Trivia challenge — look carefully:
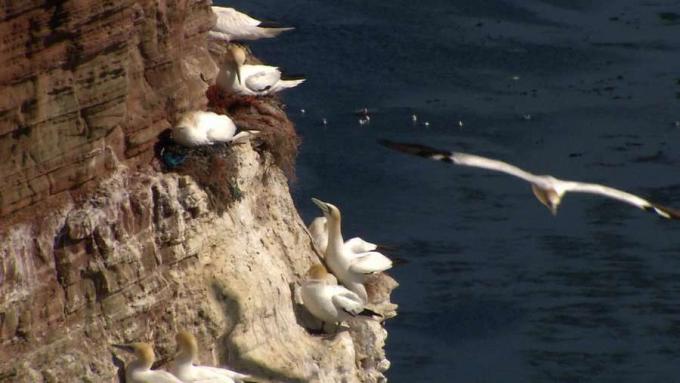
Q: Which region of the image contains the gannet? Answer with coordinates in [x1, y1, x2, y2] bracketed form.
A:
[113, 342, 184, 383]
[308, 216, 382, 254]
[311, 198, 393, 303]
[216, 44, 305, 96]
[210, 6, 294, 42]
[171, 331, 254, 383]
[379, 140, 680, 220]
[301, 264, 382, 331]
[172, 111, 257, 147]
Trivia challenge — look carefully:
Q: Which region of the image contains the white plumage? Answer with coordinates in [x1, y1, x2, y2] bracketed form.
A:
[211, 6, 294, 42]
[380, 140, 680, 220]
[172, 111, 256, 147]
[113, 343, 184, 383]
[308, 217, 380, 254]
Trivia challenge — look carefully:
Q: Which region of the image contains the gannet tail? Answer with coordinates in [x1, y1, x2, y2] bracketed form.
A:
[257, 22, 295, 38]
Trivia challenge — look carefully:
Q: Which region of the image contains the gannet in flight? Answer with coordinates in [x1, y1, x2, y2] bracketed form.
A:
[210, 7, 294, 42]
[216, 44, 305, 96]
[380, 140, 680, 220]
[172, 111, 257, 147]
[308, 217, 383, 254]
[171, 331, 255, 383]
[301, 264, 382, 332]
[311, 198, 393, 303]
[113, 342, 184, 383]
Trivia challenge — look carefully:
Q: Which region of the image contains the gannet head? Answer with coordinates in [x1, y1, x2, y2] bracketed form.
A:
[531, 184, 562, 215]
[311, 198, 341, 221]
[306, 264, 329, 280]
[113, 342, 155, 367]
[175, 331, 199, 361]
[227, 44, 247, 84]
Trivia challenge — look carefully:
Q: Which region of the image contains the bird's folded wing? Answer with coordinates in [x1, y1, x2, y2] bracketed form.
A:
[349, 251, 392, 274]
[345, 237, 378, 253]
[244, 68, 281, 92]
[332, 291, 364, 315]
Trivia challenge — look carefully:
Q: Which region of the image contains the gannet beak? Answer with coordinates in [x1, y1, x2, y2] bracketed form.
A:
[236, 66, 242, 85]
[549, 205, 558, 216]
[112, 344, 134, 353]
[311, 198, 329, 214]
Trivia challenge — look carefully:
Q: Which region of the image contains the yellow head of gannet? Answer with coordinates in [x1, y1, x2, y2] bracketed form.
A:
[311, 198, 341, 222]
[227, 44, 247, 85]
[531, 184, 562, 215]
[175, 330, 199, 363]
[306, 264, 329, 280]
[113, 342, 155, 369]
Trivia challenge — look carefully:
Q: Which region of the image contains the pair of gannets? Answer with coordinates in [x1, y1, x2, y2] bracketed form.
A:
[171, 111, 257, 147]
[301, 264, 381, 331]
[216, 44, 305, 97]
[210, 6, 294, 43]
[380, 140, 680, 220]
[114, 331, 254, 383]
[308, 217, 380, 255]
[310, 198, 393, 303]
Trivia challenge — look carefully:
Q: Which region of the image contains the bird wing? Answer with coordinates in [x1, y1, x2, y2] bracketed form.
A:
[212, 7, 260, 32]
[379, 140, 548, 186]
[344, 237, 377, 253]
[199, 366, 253, 382]
[200, 113, 237, 142]
[349, 251, 392, 274]
[242, 65, 282, 93]
[141, 370, 186, 383]
[561, 181, 680, 219]
[331, 288, 364, 315]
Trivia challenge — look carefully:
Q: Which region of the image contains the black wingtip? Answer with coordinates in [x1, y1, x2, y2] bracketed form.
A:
[257, 21, 294, 30]
[648, 203, 680, 220]
[378, 139, 451, 159]
[281, 73, 306, 81]
[358, 308, 383, 318]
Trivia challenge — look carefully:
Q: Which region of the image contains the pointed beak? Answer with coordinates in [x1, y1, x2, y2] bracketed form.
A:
[549, 205, 558, 216]
[235, 65, 242, 85]
[311, 198, 329, 214]
[112, 344, 134, 353]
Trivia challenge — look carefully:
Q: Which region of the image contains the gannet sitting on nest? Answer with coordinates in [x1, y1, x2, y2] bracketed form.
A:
[171, 331, 256, 383]
[216, 44, 305, 96]
[311, 198, 393, 303]
[380, 140, 680, 220]
[309, 216, 384, 254]
[210, 6, 294, 42]
[171, 111, 257, 147]
[113, 342, 184, 383]
[301, 264, 382, 332]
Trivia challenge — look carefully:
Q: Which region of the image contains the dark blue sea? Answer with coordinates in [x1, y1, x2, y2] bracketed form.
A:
[217, 0, 680, 381]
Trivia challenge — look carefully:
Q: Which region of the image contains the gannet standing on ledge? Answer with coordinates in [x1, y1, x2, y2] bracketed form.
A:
[210, 6, 294, 42]
[301, 264, 382, 332]
[171, 331, 255, 383]
[308, 217, 383, 254]
[379, 140, 680, 220]
[311, 198, 393, 303]
[171, 111, 257, 147]
[113, 343, 184, 383]
[216, 44, 305, 96]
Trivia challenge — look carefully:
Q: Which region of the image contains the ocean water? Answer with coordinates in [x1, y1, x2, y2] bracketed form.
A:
[216, 0, 680, 381]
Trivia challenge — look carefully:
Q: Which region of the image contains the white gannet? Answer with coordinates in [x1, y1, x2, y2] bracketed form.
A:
[172, 111, 257, 147]
[301, 264, 381, 331]
[311, 198, 393, 303]
[210, 6, 294, 42]
[379, 140, 680, 220]
[171, 331, 254, 383]
[113, 342, 184, 383]
[216, 44, 305, 96]
[308, 216, 382, 254]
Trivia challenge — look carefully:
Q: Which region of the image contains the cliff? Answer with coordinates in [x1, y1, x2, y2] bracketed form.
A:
[0, 1, 396, 382]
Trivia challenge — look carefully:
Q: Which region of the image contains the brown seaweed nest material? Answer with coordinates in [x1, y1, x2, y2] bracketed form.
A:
[206, 85, 300, 180]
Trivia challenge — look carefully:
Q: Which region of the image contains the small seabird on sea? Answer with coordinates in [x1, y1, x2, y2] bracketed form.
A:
[522, 114, 532, 121]
[379, 140, 680, 220]
[113, 343, 183, 383]
[216, 44, 305, 96]
[511, 75, 520, 81]
[172, 111, 257, 147]
[358, 116, 370, 126]
[411, 114, 418, 123]
[423, 121, 430, 127]
[210, 6, 294, 42]
[300, 108, 306, 114]
[171, 331, 255, 383]
[311, 198, 393, 302]
[308, 216, 384, 255]
[301, 264, 382, 332]
[458, 120, 464, 128]
[322, 118, 328, 126]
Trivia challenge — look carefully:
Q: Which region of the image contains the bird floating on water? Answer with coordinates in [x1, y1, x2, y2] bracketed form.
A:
[301, 264, 382, 332]
[113, 342, 184, 383]
[379, 140, 680, 220]
[311, 198, 393, 303]
[216, 44, 305, 96]
[210, 6, 294, 42]
[171, 331, 255, 383]
[172, 111, 257, 147]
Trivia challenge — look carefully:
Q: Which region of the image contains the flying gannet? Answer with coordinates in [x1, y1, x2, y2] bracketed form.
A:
[308, 216, 383, 254]
[210, 6, 294, 42]
[171, 331, 255, 383]
[172, 111, 257, 147]
[301, 264, 382, 332]
[311, 198, 393, 303]
[216, 44, 305, 96]
[379, 140, 680, 220]
[113, 342, 184, 383]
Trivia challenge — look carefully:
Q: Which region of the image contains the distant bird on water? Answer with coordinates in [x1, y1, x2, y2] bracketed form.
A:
[380, 140, 680, 220]
[113, 343, 184, 383]
[210, 6, 294, 42]
[216, 44, 305, 96]
[172, 111, 257, 147]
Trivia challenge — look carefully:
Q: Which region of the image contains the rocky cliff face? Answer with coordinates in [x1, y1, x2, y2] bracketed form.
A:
[0, 1, 396, 382]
